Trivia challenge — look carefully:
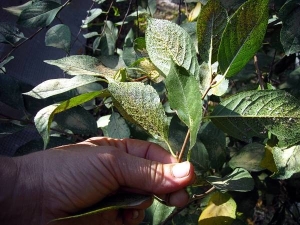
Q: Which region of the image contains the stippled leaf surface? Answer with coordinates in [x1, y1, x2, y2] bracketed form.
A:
[165, 61, 202, 150]
[35, 90, 109, 148]
[218, 0, 269, 77]
[50, 193, 151, 223]
[44, 55, 115, 77]
[108, 81, 169, 142]
[17, 1, 62, 28]
[146, 18, 200, 77]
[279, 0, 300, 55]
[45, 24, 71, 52]
[198, 192, 236, 225]
[23, 75, 102, 99]
[210, 90, 300, 147]
[197, 0, 227, 64]
[272, 145, 300, 179]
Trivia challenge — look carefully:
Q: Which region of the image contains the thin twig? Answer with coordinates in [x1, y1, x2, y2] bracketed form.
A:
[254, 55, 264, 90]
[177, 129, 190, 162]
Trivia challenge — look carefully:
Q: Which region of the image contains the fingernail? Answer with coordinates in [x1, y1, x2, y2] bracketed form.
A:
[172, 162, 190, 178]
[132, 210, 139, 219]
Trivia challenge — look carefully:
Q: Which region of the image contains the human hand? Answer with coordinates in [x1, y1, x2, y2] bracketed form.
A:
[0, 137, 195, 225]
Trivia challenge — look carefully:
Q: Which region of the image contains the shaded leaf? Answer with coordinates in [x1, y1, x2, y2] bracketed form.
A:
[54, 106, 98, 135]
[0, 56, 14, 73]
[17, 1, 62, 28]
[34, 90, 109, 148]
[44, 55, 115, 77]
[106, 112, 130, 139]
[279, 0, 300, 55]
[272, 145, 300, 179]
[206, 168, 254, 192]
[218, 0, 269, 77]
[145, 199, 175, 225]
[0, 121, 25, 138]
[260, 145, 278, 173]
[146, 18, 200, 77]
[23, 75, 102, 99]
[0, 22, 25, 45]
[99, 21, 118, 55]
[198, 192, 236, 225]
[229, 143, 265, 172]
[108, 81, 169, 142]
[197, 0, 227, 64]
[210, 90, 300, 147]
[165, 61, 202, 150]
[3, 1, 33, 17]
[51, 193, 151, 223]
[45, 24, 71, 52]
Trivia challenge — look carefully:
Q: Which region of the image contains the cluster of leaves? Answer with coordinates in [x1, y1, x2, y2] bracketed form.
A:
[1, 0, 300, 224]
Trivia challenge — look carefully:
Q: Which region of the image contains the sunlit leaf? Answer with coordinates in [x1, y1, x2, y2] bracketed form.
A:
[218, 0, 269, 77]
[260, 145, 278, 173]
[165, 61, 202, 150]
[146, 18, 200, 77]
[45, 24, 71, 52]
[206, 168, 254, 192]
[44, 55, 115, 77]
[272, 145, 300, 179]
[197, 0, 227, 64]
[35, 90, 109, 149]
[209, 90, 300, 148]
[51, 193, 151, 223]
[198, 192, 236, 225]
[17, 1, 63, 28]
[23, 75, 102, 99]
[229, 143, 265, 172]
[81, 8, 103, 28]
[188, 2, 202, 22]
[207, 74, 229, 96]
[108, 81, 169, 142]
[0, 22, 25, 45]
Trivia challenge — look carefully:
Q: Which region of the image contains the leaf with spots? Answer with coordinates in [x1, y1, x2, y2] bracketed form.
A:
[209, 90, 300, 148]
[218, 0, 269, 77]
[108, 81, 169, 144]
[145, 18, 200, 77]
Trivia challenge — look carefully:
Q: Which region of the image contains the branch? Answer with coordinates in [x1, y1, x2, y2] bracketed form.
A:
[254, 55, 264, 90]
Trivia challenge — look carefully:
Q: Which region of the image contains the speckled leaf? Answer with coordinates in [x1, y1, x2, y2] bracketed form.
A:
[44, 55, 115, 77]
[108, 81, 169, 142]
[146, 18, 200, 77]
[279, 0, 300, 55]
[165, 61, 202, 150]
[206, 168, 254, 192]
[210, 90, 300, 148]
[45, 24, 71, 52]
[198, 192, 236, 225]
[17, 1, 62, 28]
[35, 90, 109, 149]
[197, 0, 227, 64]
[218, 0, 269, 77]
[272, 145, 300, 179]
[51, 193, 151, 223]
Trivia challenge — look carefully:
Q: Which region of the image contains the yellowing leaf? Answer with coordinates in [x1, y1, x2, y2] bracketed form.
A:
[260, 145, 278, 173]
[198, 192, 236, 225]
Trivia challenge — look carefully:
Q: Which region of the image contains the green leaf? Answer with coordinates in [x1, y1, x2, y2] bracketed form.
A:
[165, 61, 202, 150]
[229, 143, 265, 172]
[218, 0, 269, 77]
[199, 122, 226, 170]
[17, 1, 63, 28]
[0, 121, 25, 138]
[34, 90, 109, 149]
[272, 145, 300, 179]
[108, 81, 169, 142]
[145, 199, 175, 225]
[99, 21, 118, 55]
[206, 168, 254, 192]
[3, 1, 33, 16]
[0, 56, 14, 73]
[81, 8, 103, 28]
[279, 0, 300, 55]
[54, 106, 98, 135]
[198, 192, 236, 225]
[209, 90, 300, 147]
[51, 193, 152, 223]
[0, 22, 25, 45]
[44, 55, 115, 77]
[45, 24, 71, 52]
[106, 112, 130, 139]
[145, 18, 200, 77]
[197, 0, 227, 64]
[23, 75, 102, 99]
